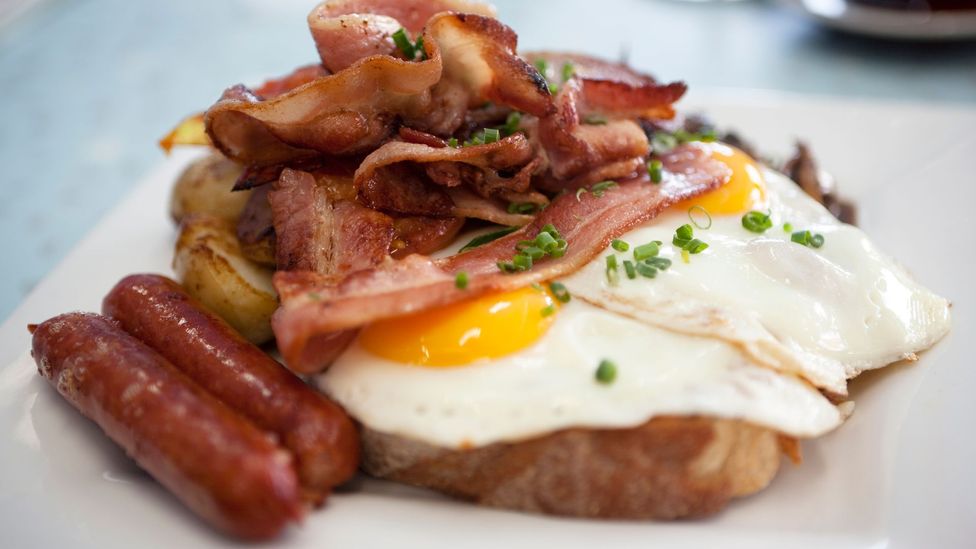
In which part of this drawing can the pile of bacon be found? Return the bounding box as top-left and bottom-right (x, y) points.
(194, 0), (730, 374)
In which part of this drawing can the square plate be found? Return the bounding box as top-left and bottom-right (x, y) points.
(1, 91), (972, 548)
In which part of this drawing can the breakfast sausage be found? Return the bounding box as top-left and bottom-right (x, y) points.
(103, 274), (359, 502)
(30, 312), (304, 540)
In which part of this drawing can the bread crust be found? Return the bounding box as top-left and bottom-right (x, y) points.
(361, 416), (783, 519)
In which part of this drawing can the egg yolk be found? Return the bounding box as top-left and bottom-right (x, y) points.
(359, 286), (557, 367)
(677, 142), (767, 214)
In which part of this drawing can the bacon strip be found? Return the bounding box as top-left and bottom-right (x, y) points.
(269, 169), (394, 274)
(272, 145), (730, 372)
(308, 0), (496, 73)
(205, 12), (551, 167)
(357, 134), (536, 194)
(525, 52), (686, 187)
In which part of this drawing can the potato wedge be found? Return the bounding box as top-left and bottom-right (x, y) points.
(170, 153), (249, 224)
(173, 214), (277, 344)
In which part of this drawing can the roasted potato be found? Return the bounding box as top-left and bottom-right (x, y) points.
(170, 153), (249, 224)
(173, 214), (277, 344)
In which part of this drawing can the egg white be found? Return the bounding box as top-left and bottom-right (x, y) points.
(320, 297), (842, 449)
(562, 167), (951, 395)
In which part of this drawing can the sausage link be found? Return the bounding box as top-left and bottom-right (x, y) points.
(30, 312), (304, 540)
(103, 274), (359, 502)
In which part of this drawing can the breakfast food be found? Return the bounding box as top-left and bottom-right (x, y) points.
(103, 274), (360, 503)
(27, 0), (952, 539)
(173, 213), (278, 343)
(30, 313), (305, 540)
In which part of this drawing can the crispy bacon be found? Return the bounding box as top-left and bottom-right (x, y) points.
(446, 188), (533, 226)
(308, 0), (496, 73)
(391, 217), (465, 258)
(524, 52), (686, 187)
(272, 145), (729, 373)
(269, 169), (394, 274)
(254, 64), (330, 99)
(357, 133), (537, 194)
(205, 12), (552, 167)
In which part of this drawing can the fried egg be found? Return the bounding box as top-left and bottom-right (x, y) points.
(318, 143), (949, 449)
(562, 143), (951, 394)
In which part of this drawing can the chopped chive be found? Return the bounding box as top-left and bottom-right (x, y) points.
(561, 62), (576, 82)
(681, 248), (690, 263)
(534, 58), (549, 76)
(623, 260), (637, 279)
(413, 35), (426, 60)
(507, 202), (538, 215)
(742, 210), (773, 233)
(595, 359), (617, 384)
(590, 180), (618, 197)
(651, 132), (679, 154)
(501, 111), (522, 136)
(791, 230), (825, 249)
(520, 246), (545, 260)
(687, 205), (713, 230)
(460, 226), (517, 252)
(605, 254), (619, 285)
(635, 262), (658, 278)
(672, 224), (708, 255)
(531, 282), (544, 291)
(583, 114), (607, 125)
(645, 257), (672, 270)
(783, 222), (793, 232)
(549, 281), (571, 303)
(633, 241), (661, 261)
(498, 224), (567, 273)
(648, 159), (663, 183)
(447, 137), (458, 148)
(611, 239), (630, 252)
(307, 292), (322, 301)
(455, 271), (469, 289)
(541, 304), (556, 317)
(392, 28), (415, 58)
(513, 253), (533, 271)
(483, 127), (500, 144)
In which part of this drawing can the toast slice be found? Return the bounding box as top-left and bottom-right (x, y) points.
(361, 416), (786, 519)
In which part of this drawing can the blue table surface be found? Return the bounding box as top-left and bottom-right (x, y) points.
(1, 0), (974, 321)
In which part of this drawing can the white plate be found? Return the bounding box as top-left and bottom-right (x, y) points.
(781, 0), (976, 40)
(1, 91), (973, 549)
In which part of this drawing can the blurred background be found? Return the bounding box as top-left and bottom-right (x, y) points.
(1, 0), (974, 321)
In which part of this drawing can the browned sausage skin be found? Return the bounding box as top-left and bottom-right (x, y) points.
(103, 274), (360, 503)
(30, 312), (304, 540)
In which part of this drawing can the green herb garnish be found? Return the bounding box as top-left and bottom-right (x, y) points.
(507, 202), (538, 215)
(648, 159), (663, 183)
(459, 226), (518, 252)
(605, 254), (619, 285)
(549, 281), (571, 303)
(497, 224), (567, 273)
(742, 210), (773, 233)
(455, 271), (469, 289)
(623, 260), (637, 279)
(672, 223), (709, 254)
(501, 111), (522, 136)
(633, 241), (662, 261)
(595, 359), (618, 384)
(392, 28), (425, 60)
(791, 230), (825, 249)
(611, 239), (630, 252)
(590, 180), (618, 197)
(688, 205), (712, 230)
